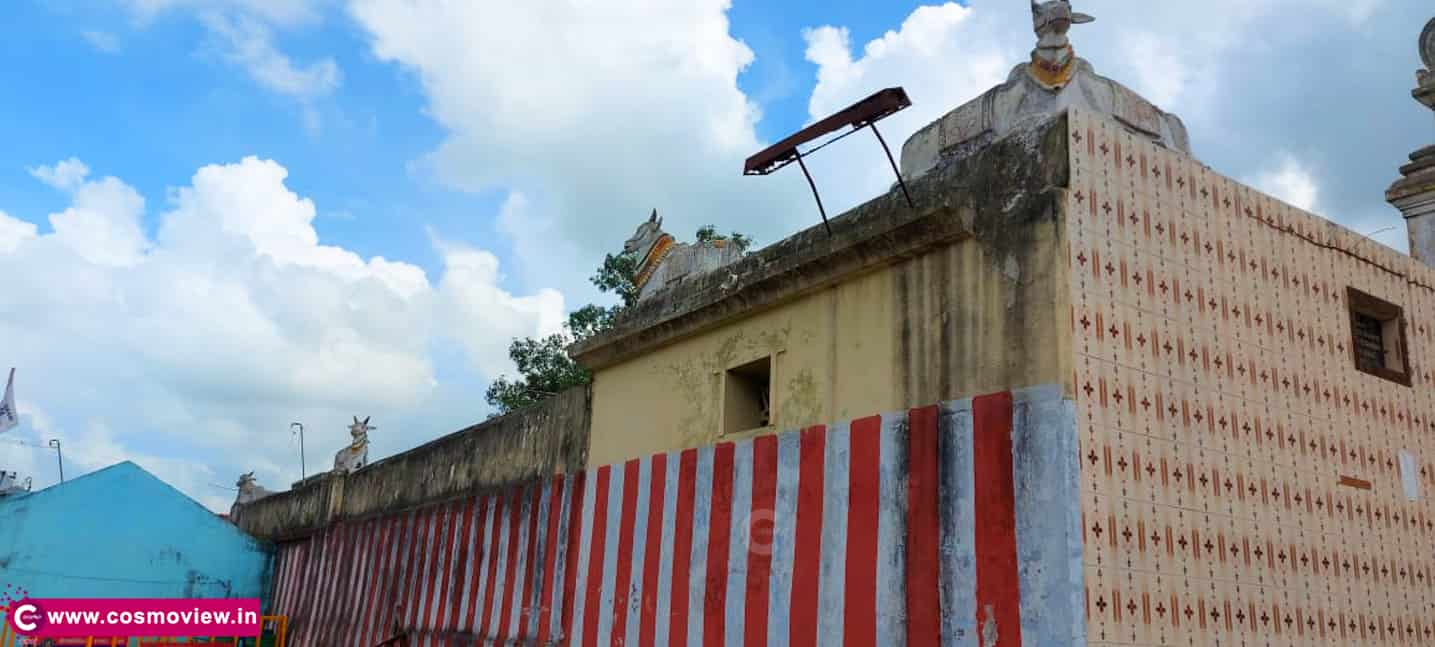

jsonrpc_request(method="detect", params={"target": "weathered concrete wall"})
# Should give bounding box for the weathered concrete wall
[266,388,1083,647]
[1069,108,1435,645]
[574,115,1073,467]
[0,462,271,601]
[234,385,590,541]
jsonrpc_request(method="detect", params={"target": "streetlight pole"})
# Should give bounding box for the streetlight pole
[291,422,306,482]
[47,439,63,483]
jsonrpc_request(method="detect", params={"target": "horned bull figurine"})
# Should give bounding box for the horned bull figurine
[1028,0,1095,90]
[333,416,374,474]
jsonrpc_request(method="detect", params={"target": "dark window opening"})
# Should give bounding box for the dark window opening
[1347,287,1411,386]
[724,357,772,435]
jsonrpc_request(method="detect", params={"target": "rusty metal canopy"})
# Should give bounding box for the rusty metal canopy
[744,87,912,175]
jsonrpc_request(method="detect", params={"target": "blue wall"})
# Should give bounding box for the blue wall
[0,461,271,602]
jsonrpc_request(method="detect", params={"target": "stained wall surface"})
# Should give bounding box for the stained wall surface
[1068,108,1435,645]
[266,389,1082,647]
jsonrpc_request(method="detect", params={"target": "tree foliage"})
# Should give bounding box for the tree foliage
[485,226,751,415]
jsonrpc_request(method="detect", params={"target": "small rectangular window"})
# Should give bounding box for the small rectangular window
[1347,287,1411,386]
[724,357,772,435]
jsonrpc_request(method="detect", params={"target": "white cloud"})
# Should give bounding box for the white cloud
[1250,153,1320,212]
[82,30,122,54]
[29,158,92,191]
[0,157,564,509]
[117,0,339,127]
[347,0,809,301]
[122,0,323,29]
[199,12,341,102]
[0,212,39,254]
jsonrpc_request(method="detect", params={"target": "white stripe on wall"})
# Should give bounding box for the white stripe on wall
[548,477,574,641]
[817,420,851,645]
[568,469,599,646]
[940,399,977,647]
[686,444,715,647]
[877,411,909,647]
[526,479,554,638]
[766,429,801,647]
[595,462,625,646]
[506,487,534,638]
[724,439,755,646]
[654,451,680,647]
[625,455,653,644]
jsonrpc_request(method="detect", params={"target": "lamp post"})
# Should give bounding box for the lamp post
[291,422,306,481]
[48,439,63,483]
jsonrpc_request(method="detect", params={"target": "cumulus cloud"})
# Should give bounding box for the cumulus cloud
[794,0,1420,246]
[0,157,563,509]
[347,0,810,301]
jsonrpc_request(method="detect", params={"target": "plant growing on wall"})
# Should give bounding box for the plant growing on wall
[485,226,752,415]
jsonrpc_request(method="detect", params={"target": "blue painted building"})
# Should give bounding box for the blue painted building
[0,461,271,602]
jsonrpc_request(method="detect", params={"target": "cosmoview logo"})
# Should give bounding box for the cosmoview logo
[10,600,45,634]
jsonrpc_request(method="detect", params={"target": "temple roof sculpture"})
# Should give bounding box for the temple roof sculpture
[624,210,745,303]
[901,1,1191,180]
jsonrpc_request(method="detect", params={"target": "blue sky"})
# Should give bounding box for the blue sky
[0,0,1427,508]
[0,1,923,289]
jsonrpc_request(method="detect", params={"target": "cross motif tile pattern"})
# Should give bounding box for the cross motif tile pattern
[1067,109,1435,646]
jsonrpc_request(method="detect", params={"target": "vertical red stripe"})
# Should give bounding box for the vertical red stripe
[560,475,588,640]
[422,506,446,630]
[450,497,476,634]
[479,495,506,637]
[639,454,668,647]
[434,502,459,631]
[536,476,567,644]
[326,523,352,646]
[744,434,780,647]
[974,391,1022,647]
[464,497,491,632]
[704,442,737,647]
[582,466,615,647]
[357,519,383,646]
[369,514,399,646]
[325,523,354,646]
[906,405,942,646]
[498,488,526,639]
[669,449,699,647]
[789,425,826,647]
[408,510,432,630]
[516,485,544,639]
[612,459,643,646]
[844,416,882,647]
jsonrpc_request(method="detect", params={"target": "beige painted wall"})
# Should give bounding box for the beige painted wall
[588,215,1072,467]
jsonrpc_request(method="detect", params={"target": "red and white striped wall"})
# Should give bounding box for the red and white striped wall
[268,386,1083,647]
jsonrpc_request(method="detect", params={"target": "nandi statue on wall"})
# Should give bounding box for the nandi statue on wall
[900,0,1190,180]
[229,471,274,519]
[333,416,374,474]
[234,472,274,505]
[624,209,746,302]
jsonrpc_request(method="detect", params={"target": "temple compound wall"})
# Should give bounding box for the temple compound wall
[1068,108,1435,645]
[238,109,1435,646]
[264,388,1080,647]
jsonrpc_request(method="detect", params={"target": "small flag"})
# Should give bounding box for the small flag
[0,368,16,434]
